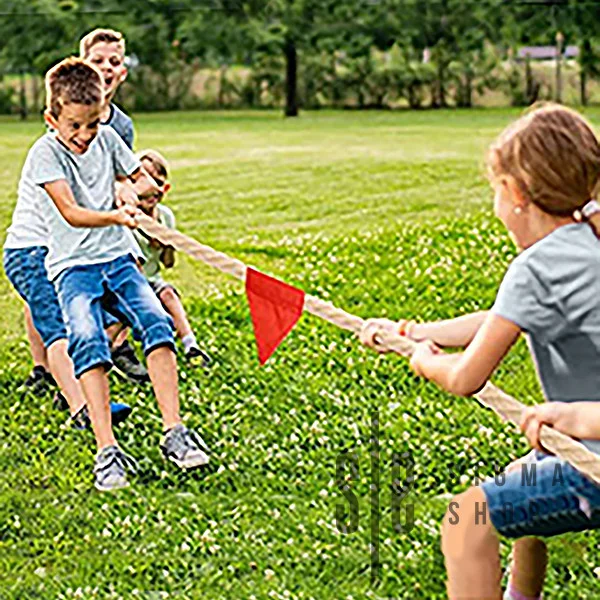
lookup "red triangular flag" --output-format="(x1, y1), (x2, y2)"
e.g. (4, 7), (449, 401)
(245, 267), (305, 364)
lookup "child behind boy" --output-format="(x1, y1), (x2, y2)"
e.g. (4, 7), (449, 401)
(133, 149), (210, 364)
(26, 57), (209, 491)
(21, 27), (147, 394)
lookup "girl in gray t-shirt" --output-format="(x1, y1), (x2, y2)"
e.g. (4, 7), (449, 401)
(361, 105), (600, 600)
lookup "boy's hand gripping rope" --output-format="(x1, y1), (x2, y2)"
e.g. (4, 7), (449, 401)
(137, 213), (600, 485)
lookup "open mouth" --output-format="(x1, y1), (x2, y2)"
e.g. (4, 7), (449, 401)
(71, 139), (89, 152)
(104, 76), (114, 88)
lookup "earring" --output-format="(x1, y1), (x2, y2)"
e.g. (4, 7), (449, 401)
(514, 206), (522, 215)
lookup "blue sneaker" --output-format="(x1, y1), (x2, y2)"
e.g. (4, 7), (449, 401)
(71, 402), (132, 430)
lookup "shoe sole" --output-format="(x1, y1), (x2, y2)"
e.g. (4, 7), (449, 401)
(163, 452), (210, 470)
(94, 479), (130, 492)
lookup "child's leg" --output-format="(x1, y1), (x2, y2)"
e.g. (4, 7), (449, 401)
(111, 326), (130, 349)
(506, 538), (547, 600)
(157, 285), (193, 341)
(79, 366), (116, 449)
(24, 304), (48, 370)
(4, 247), (86, 415)
(56, 265), (115, 447)
(154, 282), (208, 363)
(147, 345), (180, 430)
(442, 486), (503, 599)
(503, 456), (547, 599)
(103, 259), (180, 428)
(46, 339), (86, 416)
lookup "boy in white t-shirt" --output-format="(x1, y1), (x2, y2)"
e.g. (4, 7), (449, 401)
(6, 58), (210, 491)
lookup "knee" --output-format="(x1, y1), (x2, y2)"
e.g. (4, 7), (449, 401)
(67, 295), (98, 342)
(159, 287), (177, 305)
(442, 487), (495, 561)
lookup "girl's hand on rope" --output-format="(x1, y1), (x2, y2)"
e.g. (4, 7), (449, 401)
(520, 403), (566, 451)
(359, 318), (404, 352)
(409, 340), (443, 377)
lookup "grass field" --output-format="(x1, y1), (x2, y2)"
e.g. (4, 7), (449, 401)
(1, 109), (600, 599)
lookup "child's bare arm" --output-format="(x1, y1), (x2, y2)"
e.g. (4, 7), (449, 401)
(521, 401), (600, 448)
(410, 312), (488, 347)
(44, 179), (137, 228)
(409, 313), (521, 396)
(360, 311), (489, 351)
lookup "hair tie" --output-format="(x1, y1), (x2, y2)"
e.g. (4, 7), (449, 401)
(581, 199), (600, 220)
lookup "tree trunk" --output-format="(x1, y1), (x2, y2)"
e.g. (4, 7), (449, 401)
(525, 56), (533, 103)
(580, 38), (591, 107)
(438, 63), (447, 108)
(19, 70), (27, 120)
(217, 65), (227, 108)
(581, 70), (587, 106)
(284, 36), (298, 117)
(32, 74), (39, 114)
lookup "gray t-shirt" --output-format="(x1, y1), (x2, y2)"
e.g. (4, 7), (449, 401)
(104, 103), (134, 150)
(25, 127), (142, 280)
(492, 223), (600, 454)
(5, 147), (51, 249)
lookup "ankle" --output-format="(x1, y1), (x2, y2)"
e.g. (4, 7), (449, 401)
(505, 585), (542, 600)
(181, 332), (198, 351)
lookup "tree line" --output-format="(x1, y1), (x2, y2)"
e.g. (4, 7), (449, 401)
(2, 0), (600, 117)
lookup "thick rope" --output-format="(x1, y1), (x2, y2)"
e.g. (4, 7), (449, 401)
(138, 214), (600, 485)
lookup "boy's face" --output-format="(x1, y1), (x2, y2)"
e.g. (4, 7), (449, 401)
(46, 103), (102, 155)
(85, 42), (127, 101)
(138, 159), (170, 213)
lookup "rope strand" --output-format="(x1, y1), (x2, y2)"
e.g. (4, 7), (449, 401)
(137, 214), (600, 485)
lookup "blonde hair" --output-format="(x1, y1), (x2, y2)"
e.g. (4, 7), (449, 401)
(80, 28), (125, 59)
(45, 57), (103, 118)
(487, 103), (600, 216)
(138, 149), (169, 179)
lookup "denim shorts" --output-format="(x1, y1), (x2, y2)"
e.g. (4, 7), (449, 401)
(481, 450), (600, 538)
(3, 246), (67, 348)
(56, 254), (175, 378)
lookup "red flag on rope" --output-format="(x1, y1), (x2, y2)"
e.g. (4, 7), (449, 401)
(245, 267), (305, 364)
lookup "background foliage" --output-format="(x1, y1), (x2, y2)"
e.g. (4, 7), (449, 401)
(3, 0), (600, 114)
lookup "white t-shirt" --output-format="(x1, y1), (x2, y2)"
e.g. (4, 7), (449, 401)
(8, 127), (142, 280)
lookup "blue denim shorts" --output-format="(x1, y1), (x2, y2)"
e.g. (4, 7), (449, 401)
(481, 450), (600, 538)
(3, 246), (67, 348)
(56, 254), (175, 378)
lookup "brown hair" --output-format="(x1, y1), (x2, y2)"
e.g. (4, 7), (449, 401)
(487, 103), (600, 216)
(45, 57), (103, 118)
(138, 149), (169, 179)
(80, 28), (125, 58)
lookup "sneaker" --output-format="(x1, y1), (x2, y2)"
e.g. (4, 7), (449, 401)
(111, 341), (150, 384)
(160, 424), (210, 469)
(21, 366), (56, 396)
(71, 402), (133, 430)
(53, 391), (70, 412)
(93, 445), (138, 492)
(185, 345), (211, 367)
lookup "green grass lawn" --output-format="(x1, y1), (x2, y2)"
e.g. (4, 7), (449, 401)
(1, 109), (600, 599)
